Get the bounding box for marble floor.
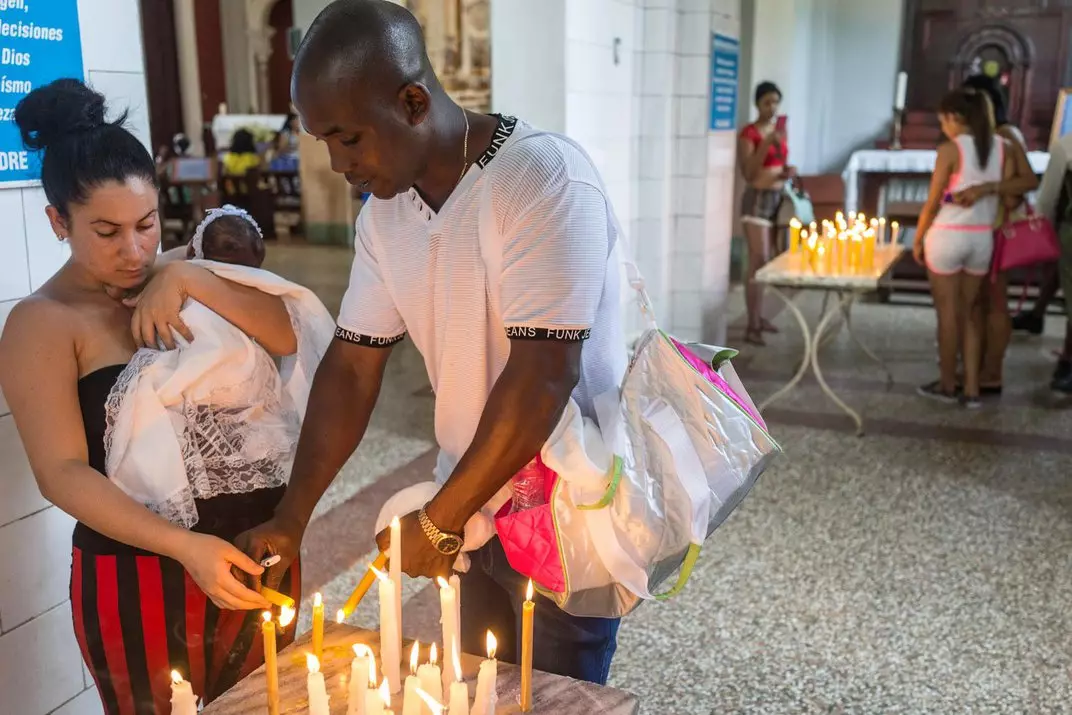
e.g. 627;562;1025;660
267;244;1072;714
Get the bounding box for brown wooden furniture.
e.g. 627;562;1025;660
899;0;1072;151
159;157;220;250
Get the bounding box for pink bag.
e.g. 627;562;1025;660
993;206;1061;278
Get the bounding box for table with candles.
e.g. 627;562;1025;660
196;516;639;714
755;211;905;436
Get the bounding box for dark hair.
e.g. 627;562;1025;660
229;128;258;155
201;214;266;267
280;112;298;134
755;81;782;106
939;88;994;167
14;78;157;215
962;74;1008;127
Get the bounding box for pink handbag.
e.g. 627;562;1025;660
992;206;1061;278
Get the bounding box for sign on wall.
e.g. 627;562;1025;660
709;33;738;132
0;0;84;188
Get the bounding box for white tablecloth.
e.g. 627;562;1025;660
841;149;1051;213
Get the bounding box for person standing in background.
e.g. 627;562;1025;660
738;81;796;346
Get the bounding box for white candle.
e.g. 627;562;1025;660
349;644;375;715
470;632;497;715
366;677;386;715
417;642;443;714
380;678;394;715
404;641;423;715
448;644;469;715
307;654;331;715
894;71;907;110
438;577;459;693
169;670;198;715
372;562;402;694
416;688;446;715
390;516;403;648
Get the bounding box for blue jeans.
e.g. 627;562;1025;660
458;538;620;685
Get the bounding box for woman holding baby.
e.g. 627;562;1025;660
0;79;327;714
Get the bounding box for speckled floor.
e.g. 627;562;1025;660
269;245;1072;714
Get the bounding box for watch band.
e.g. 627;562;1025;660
418;508;463;555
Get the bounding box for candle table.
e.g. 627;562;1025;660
201;622;639;715
754;244;904;436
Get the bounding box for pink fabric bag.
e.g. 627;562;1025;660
993;206;1061;278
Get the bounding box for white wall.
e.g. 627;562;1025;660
0;2;150;714
748;0;904;174
491;0;568;133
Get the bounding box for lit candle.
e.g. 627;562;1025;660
404;641;423;715
380;678;394;715
891;220;901;246
307;653;331;715
261;586;295;610
878;217;887;245
470;632;497;715
343;551;389;617
312;592;325;662
390;516;403;649
418;643;444;714
448;643;469;715
520;580;534;712
863;228;876;271
261;612;280;715
806;234;819;272
170;670;198;715
416;688;446;715
438;577;459;693
366;671;386;715
822;238;835;275
789;218;802;254
349;644;375;715
848;210;857;224
851;236;863;273
371;562;402;694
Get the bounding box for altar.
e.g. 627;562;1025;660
200;623;640;714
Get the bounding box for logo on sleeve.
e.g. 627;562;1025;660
505;326;591;342
335;327;406;347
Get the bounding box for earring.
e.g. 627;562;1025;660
56;234;66;242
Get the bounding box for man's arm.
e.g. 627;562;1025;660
1036;140;1068;224
426;340;579;533
235;338;393;587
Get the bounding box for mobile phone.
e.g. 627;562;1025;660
775;115;787;133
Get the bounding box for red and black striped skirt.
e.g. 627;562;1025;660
69;488;300;715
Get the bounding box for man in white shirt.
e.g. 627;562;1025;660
236;0;628;683
1033;132;1072;393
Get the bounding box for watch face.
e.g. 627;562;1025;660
437;535;462;555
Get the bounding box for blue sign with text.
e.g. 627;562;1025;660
0;0;84;186
709;33;739;132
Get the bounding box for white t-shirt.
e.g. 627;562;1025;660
337;116;627;482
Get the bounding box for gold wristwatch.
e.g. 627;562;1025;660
418;508;463;555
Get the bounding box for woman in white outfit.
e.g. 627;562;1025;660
914;88;1014;407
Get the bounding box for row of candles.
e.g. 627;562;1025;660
169;515;538;714
787;212;901;276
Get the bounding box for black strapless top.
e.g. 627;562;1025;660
73;364;284;555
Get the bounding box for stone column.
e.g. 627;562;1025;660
173;0;205;154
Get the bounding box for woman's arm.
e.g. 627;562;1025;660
914;142;958;264
953;138;1038;207
128;261;297;356
738;133;776;183
0;301;269;609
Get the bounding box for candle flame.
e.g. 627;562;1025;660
370;563;388;582
410;640;421;674
437;576;451;590
171;670;183;685
306;653;321;675
809;222;817;231
486;630;497;659
278;605;296;628
891;220;900;228
379;677;391;707
337;609;345;624
261;611;272;623
789;218;801;228
391;515;401;529
526;579;534;602
453;643;463;683
313;592;322;608
429;642;438;666
415;688;445;715
351;645;377;687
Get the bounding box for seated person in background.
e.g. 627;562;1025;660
187;204;267;268
222;128;263;177
271;113;302;171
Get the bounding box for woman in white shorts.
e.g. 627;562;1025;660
913;88;1014;407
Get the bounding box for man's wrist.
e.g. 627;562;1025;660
423;497;468;536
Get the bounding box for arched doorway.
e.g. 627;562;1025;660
268;0;294;115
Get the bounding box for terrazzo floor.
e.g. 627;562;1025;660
269;244;1072;714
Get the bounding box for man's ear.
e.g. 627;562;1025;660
399;83;433;127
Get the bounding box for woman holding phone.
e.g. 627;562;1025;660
739;81;796;346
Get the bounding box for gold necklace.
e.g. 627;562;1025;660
456;107;470;188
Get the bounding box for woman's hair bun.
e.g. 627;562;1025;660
14;78;109;153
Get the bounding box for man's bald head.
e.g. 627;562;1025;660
293;0;434;93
